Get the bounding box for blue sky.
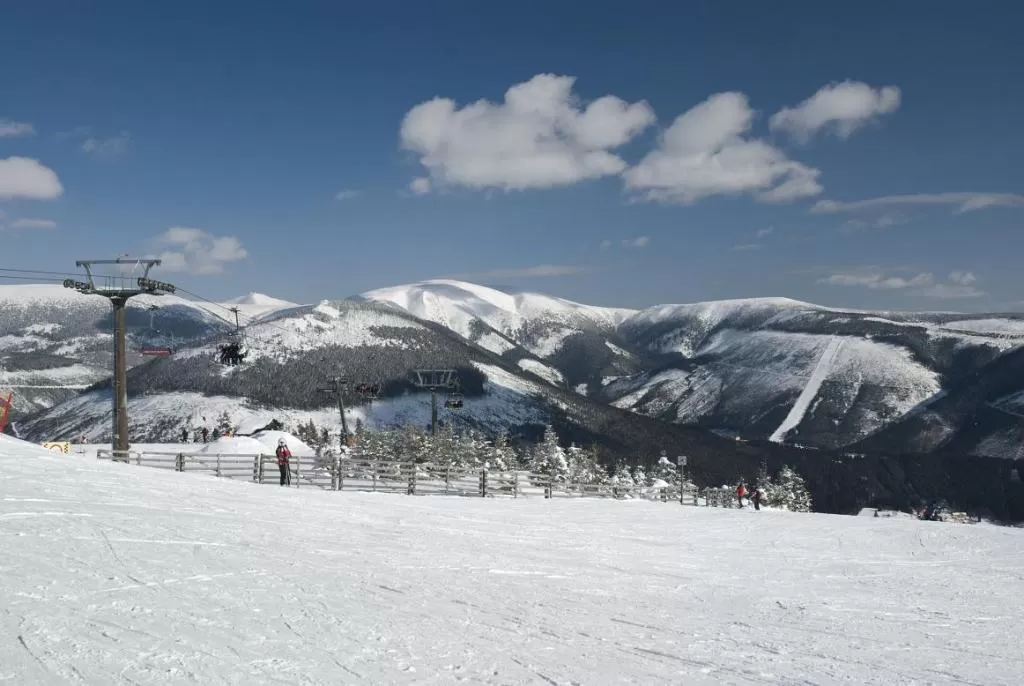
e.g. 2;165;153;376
1;1;1022;311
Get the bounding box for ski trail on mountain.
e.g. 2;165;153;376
770;336;844;443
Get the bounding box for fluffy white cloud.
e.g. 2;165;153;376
153;227;248;275
0;157;64;200
10;218;56;229
755;227;774;238
0;119;35;137
770;81;901;142
623;92;822;205
812;192;1024;215
599;239;612;250
400;73;655;193
82;132;132;156
334;189;362;200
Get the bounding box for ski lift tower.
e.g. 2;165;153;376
63;258;176;456
410;369;459;435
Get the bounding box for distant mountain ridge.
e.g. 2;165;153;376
5;280;1024;460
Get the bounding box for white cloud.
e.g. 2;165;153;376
731;243;763;251
409;177;431;195
82;131;132;156
949;270;977;286
10;218;56;229
623;92;822;205
152;227;248;275
770;81;901;142
451;264;589;280
622;236;649;248
400;73;655;193
334;189;362;200
599;239;612;250
755;226;774;239
839;212;911;232
0;157;64;200
821;270;933;290
0;119;35;137
811;192;1024;215
816;265;986;298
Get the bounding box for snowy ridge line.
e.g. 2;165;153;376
769;336;844;443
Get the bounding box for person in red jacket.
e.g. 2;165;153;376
275;438;292;486
736;482;747;508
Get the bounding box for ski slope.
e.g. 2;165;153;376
2;434;1022;684
769;336;844;443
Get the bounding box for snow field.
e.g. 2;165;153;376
2;434;1023;684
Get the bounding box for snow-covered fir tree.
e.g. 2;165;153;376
529;425;569;482
488;430;517;472
651;452;681;500
631;464;649;490
610;461;634;496
566;442;606;485
766;465;813;512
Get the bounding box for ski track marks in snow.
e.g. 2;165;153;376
769;336;843;443
2;434;1023;684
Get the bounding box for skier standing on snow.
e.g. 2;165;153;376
276;438;292;486
736;482;747;508
752;486;764;511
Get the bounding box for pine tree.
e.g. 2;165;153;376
529;425;570;482
632;464;649;491
766;465;813;512
610;462;634;497
490;430;517;472
215;410;233;435
652;453;681;500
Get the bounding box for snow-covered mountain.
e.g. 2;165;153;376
9;279;1024;460
609;297;1024;455
360;279;643;391
18;296;772;475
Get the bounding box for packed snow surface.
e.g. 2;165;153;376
2;434;1022;684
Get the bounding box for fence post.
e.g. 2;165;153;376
216;453;222;478
544;477;552;499
444;465;450;494
407;462;416;495
295;456;300;488
479;468;487;497
253;455;260;483
372;461;377;492
176;453;184;472
332;455;339;491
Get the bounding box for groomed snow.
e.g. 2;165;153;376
2;433;1022;684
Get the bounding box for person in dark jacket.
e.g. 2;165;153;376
276;438;292;486
751;486;764;511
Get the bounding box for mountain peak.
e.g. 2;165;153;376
221;293;298;307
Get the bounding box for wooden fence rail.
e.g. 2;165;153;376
95;450;701;504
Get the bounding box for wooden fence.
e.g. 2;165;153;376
95;449;700;503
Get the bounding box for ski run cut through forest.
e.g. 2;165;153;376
1;434;1022;685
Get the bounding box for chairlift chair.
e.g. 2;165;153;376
444;392;464;409
354;382;381;401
